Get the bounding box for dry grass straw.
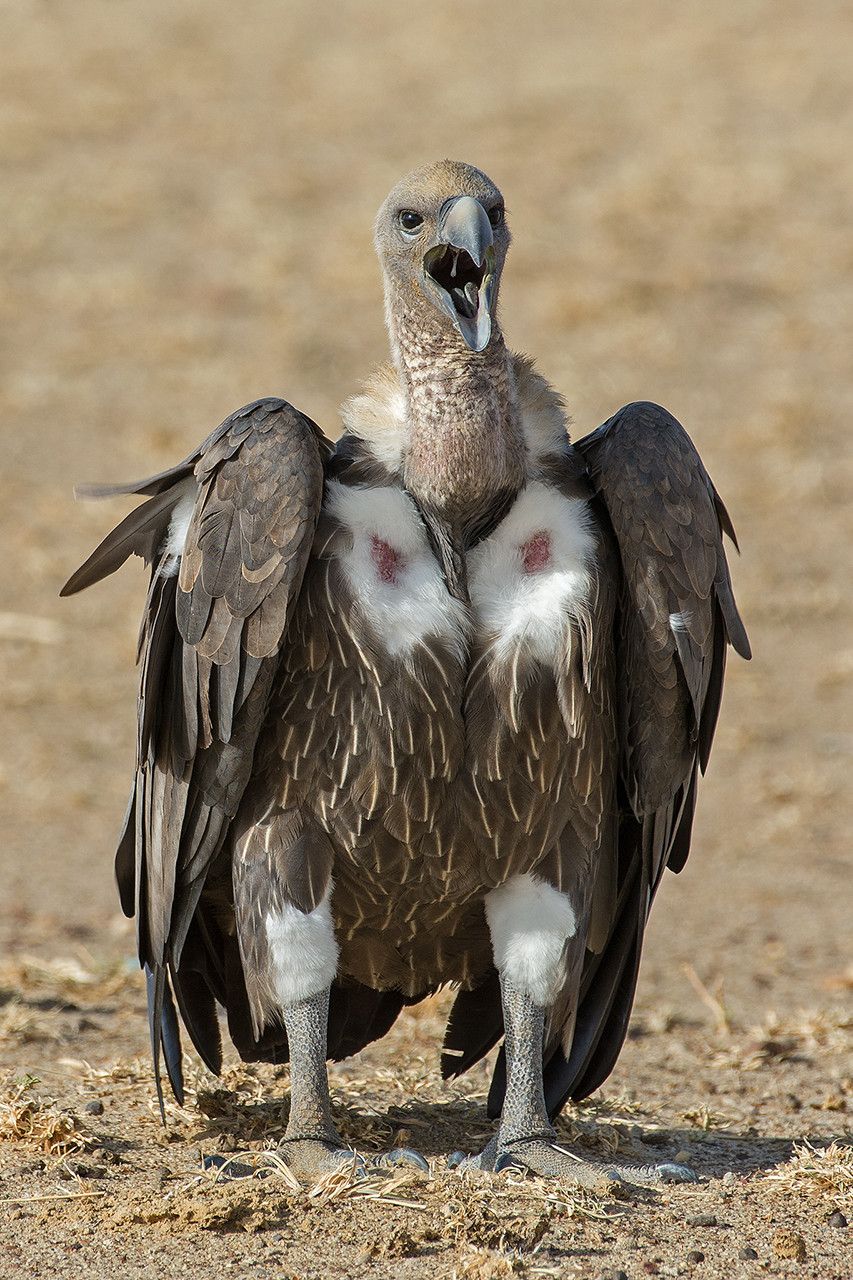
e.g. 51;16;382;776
186;1143;427;1209
0;1190;107;1206
681;963;732;1033
0;996;53;1045
755;1007;853;1050
0;1076;83;1155
193;1148;301;1195
306;1155;427;1208
1;954;139;1001
703;1005;853;1075
0;954;140;1049
767;1140;853;1211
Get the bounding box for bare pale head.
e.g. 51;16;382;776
374;160;510;353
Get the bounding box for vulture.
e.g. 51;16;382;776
63;160;750;1185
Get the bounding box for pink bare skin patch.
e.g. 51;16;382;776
520;531;551;574
371;535;404;585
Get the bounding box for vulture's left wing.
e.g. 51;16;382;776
542;401;750;1112
63;398;329;1109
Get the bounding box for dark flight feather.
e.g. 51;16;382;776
64;398;329;1102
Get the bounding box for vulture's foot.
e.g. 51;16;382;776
279;1139;429;1182
449;1136;696;1187
279;1137;366;1181
455;980;698;1189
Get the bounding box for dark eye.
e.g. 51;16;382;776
398;210;424;233
488;204;505;229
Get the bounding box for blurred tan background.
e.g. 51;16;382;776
2;0;851;1024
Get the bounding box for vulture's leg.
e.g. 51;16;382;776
452;875;696;1186
279;986;358;1178
280;988;428;1177
236;878;428;1180
456;977;695;1185
233;863;355;1179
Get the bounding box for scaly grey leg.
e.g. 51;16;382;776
279;987;359;1179
452;977;696;1187
494;978;561;1160
279;987;429;1180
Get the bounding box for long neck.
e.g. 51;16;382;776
392;311;527;557
377;269;528;597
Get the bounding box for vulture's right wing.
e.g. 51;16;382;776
543;401;750;1110
63;398;329;1106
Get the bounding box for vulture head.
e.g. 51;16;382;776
374;159;510;354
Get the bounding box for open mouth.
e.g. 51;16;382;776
425;245;488;319
423;242;495;350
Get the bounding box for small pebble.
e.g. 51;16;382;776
721;1171;736;1185
738;1246;758;1260
70;1161;107;1180
686;1214;717;1227
155;1129;183;1145
828;1210;847;1228
674;1148;692;1163
687;1250;705;1263
84;1099;104;1116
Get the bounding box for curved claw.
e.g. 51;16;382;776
654;1161;698;1184
329;1147;368;1174
377;1146;430;1174
494;1151;525;1175
447;1150;469;1170
202;1154;260;1180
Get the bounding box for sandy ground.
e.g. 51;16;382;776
1;0;851;1275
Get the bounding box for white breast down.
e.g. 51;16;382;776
468;483;596;667
326;481;470;660
326;480;595;671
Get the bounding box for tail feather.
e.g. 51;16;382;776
146;964;185;1120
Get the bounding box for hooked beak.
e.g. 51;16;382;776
423;196;495;352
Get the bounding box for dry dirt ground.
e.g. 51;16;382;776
1;1;852;1276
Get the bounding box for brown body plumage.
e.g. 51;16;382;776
63;161;749;1181
244;354;613;1000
